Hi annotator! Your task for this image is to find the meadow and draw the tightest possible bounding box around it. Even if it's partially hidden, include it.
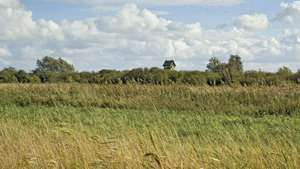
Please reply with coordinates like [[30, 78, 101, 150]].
[[0, 84, 299, 169]]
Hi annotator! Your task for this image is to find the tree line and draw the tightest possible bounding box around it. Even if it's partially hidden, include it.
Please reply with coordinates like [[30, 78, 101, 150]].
[[0, 56, 300, 86]]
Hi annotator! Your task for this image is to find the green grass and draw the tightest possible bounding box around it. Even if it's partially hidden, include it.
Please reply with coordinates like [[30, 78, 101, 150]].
[[1, 84, 300, 116], [0, 84, 299, 168]]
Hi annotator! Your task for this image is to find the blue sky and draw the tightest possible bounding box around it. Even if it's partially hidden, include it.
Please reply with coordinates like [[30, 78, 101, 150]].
[[0, 0, 300, 71], [22, 0, 292, 26]]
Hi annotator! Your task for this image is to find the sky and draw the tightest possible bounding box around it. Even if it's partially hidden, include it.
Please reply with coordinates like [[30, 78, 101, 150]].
[[0, 0, 300, 71]]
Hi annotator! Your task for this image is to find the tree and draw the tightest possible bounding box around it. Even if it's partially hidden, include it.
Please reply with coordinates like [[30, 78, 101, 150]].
[[218, 63, 233, 84], [228, 55, 243, 73], [277, 66, 292, 78], [16, 70, 31, 83], [207, 55, 244, 84], [227, 55, 243, 83], [33, 56, 75, 82], [34, 56, 75, 73], [290, 70, 300, 84], [28, 74, 41, 83], [0, 67, 18, 83], [206, 57, 221, 72]]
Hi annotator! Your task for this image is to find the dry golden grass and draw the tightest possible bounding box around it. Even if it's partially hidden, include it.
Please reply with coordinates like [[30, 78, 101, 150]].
[[0, 84, 299, 168], [0, 121, 299, 169]]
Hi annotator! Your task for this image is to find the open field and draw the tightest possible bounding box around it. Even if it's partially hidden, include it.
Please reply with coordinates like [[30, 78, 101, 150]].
[[0, 84, 299, 169]]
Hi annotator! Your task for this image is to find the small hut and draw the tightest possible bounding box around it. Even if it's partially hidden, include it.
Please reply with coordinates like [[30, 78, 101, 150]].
[[163, 60, 176, 70]]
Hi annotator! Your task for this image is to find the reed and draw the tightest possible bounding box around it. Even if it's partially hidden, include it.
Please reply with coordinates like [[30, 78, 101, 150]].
[[0, 84, 299, 168], [0, 84, 300, 116]]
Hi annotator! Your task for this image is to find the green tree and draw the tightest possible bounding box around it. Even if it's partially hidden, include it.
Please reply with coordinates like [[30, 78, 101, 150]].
[[227, 55, 243, 83], [28, 74, 41, 83], [16, 70, 31, 83], [33, 56, 75, 82], [218, 63, 233, 84], [0, 67, 18, 83], [290, 69, 300, 84], [34, 56, 75, 73], [277, 66, 292, 78], [228, 55, 243, 73], [206, 57, 221, 72]]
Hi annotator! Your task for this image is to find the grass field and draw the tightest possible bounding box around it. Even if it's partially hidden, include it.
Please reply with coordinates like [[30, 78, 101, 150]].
[[0, 84, 299, 169]]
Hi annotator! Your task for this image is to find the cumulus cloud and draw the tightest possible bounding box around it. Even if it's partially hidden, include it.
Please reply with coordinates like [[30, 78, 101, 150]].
[[234, 13, 269, 31], [0, 0, 36, 40], [279, 29, 300, 60], [0, 47, 11, 56], [0, 47, 12, 66], [276, 1, 300, 24], [0, 0, 21, 8], [0, 2, 204, 70], [0, 0, 299, 71]]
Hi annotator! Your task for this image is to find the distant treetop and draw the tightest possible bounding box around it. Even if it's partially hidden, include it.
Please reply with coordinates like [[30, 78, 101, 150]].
[[34, 56, 75, 73]]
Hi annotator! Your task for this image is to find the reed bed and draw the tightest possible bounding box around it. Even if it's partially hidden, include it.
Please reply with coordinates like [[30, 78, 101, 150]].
[[0, 84, 300, 115], [0, 84, 299, 168]]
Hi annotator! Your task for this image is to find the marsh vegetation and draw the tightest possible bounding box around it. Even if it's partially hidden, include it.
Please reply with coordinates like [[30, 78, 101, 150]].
[[0, 84, 299, 168]]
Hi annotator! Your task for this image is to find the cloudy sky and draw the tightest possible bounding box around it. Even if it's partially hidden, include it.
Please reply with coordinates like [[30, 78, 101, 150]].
[[0, 0, 300, 71]]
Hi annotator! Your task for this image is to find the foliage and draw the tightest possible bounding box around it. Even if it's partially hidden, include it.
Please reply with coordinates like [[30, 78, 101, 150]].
[[0, 56, 298, 86], [277, 66, 293, 80], [33, 56, 75, 82], [228, 55, 243, 73], [206, 56, 220, 72], [290, 70, 300, 84], [207, 55, 244, 84], [34, 56, 75, 73], [0, 67, 18, 83]]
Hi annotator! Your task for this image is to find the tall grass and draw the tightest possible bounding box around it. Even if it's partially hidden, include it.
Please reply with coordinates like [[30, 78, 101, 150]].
[[0, 84, 300, 115], [0, 84, 299, 168]]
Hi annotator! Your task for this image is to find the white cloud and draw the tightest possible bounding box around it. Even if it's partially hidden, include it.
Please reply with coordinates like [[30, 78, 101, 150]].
[[0, 0, 299, 71], [0, 0, 36, 40], [279, 29, 300, 61], [0, 47, 11, 56], [0, 0, 21, 8], [276, 1, 300, 24], [234, 13, 269, 31], [0, 47, 12, 66]]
